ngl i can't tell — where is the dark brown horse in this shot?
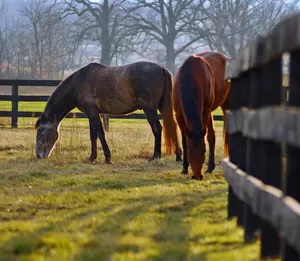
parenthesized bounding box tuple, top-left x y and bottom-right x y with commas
(35, 62, 182, 163)
(173, 51, 230, 180)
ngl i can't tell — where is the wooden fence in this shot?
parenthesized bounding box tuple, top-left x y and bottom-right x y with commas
(223, 13, 300, 260)
(0, 79, 223, 128)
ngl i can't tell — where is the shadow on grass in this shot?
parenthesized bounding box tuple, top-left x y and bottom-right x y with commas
(0, 183, 258, 261)
(0, 189, 241, 261)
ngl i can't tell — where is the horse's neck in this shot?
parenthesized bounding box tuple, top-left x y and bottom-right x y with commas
(44, 82, 76, 123)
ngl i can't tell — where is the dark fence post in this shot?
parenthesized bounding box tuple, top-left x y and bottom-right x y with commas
(243, 37, 264, 244)
(227, 78, 239, 220)
(243, 67, 261, 243)
(259, 58, 282, 259)
(283, 50, 300, 261)
(11, 84, 19, 128)
(227, 73, 249, 224)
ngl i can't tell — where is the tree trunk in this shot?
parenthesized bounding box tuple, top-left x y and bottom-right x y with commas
(166, 44, 176, 75)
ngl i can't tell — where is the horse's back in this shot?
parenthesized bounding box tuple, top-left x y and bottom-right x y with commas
(75, 61, 168, 114)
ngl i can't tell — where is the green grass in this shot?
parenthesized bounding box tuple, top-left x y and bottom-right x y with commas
(0, 101, 223, 115)
(0, 120, 263, 261)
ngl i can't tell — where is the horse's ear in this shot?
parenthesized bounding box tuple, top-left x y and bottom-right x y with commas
(34, 118, 40, 131)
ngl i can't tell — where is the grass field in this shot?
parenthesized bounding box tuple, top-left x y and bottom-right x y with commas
(0, 115, 265, 261)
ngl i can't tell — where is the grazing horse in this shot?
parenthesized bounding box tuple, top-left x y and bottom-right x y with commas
(35, 62, 182, 163)
(173, 51, 230, 180)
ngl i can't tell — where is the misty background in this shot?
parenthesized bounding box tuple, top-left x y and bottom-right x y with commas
(0, 0, 298, 81)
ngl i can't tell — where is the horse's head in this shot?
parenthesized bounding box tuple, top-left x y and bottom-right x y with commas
(35, 114, 60, 159)
(186, 128, 206, 180)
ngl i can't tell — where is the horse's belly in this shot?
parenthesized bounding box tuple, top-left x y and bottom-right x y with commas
(98, 100, 137, 115)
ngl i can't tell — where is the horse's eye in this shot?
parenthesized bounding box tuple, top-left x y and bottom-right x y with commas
(38, 128, 44, 133)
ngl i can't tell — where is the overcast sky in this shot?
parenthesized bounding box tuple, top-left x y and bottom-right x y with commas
(2, 0, 27, 16)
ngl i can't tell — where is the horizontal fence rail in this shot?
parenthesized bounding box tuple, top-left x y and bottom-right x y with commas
(226, 106, 300, 145)
(0, 79, 223, 128)
(224, 12, 300, 261)
(223, 159, 300, 253)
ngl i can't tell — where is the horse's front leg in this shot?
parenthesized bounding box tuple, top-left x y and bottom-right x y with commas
(88, 113, 111, 164)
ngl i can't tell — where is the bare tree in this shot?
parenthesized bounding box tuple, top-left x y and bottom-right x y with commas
(200, 0, 299, 58)
(0, 1, 15, 78)
(126, 0, 208, 74)
(19, 0, 79, 79)
(62, 0, 131, 65)
(62, 0, 134, 131)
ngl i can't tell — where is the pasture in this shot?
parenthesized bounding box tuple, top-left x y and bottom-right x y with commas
(0, 110, 260, 261)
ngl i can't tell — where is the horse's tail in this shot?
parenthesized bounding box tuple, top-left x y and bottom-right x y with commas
(161, 67, 179, 155)
(178, 55, 204, 138)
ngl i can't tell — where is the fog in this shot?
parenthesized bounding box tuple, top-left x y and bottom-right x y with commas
(0, 0, 297, 80)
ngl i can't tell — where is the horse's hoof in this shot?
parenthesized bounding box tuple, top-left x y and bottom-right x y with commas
(191, 174, 204, 181)
(206, 163, 215, 174)
(89, 157, 97, 164)
(149, 156, 160, 162)
(244, 232, 257, 243)
(105, 158, 111, 164)
(181, 170, 188, 175)
(176, 156, 182, 162)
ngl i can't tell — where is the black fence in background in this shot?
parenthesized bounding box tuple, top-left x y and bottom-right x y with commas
(223, 13, 300, 260)
(0, 79, 223, 128)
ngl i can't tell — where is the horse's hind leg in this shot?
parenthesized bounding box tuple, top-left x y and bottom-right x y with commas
(206, 114, 216, 173)
(143, 108, 162, 160)
(88, 112, 111, 164)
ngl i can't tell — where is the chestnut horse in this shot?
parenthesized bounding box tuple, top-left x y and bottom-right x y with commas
(35, 62, 182, 163)
(173, 51, 230, 180)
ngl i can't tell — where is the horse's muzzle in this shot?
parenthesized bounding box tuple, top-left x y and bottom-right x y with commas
(36, 153, 47, 159)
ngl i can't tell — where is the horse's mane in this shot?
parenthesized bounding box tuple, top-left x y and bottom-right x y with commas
(43, 63, 107, 120)
(43, 72, 76, 118)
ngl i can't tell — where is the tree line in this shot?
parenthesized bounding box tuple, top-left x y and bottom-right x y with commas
(0, 0, 298, 79)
